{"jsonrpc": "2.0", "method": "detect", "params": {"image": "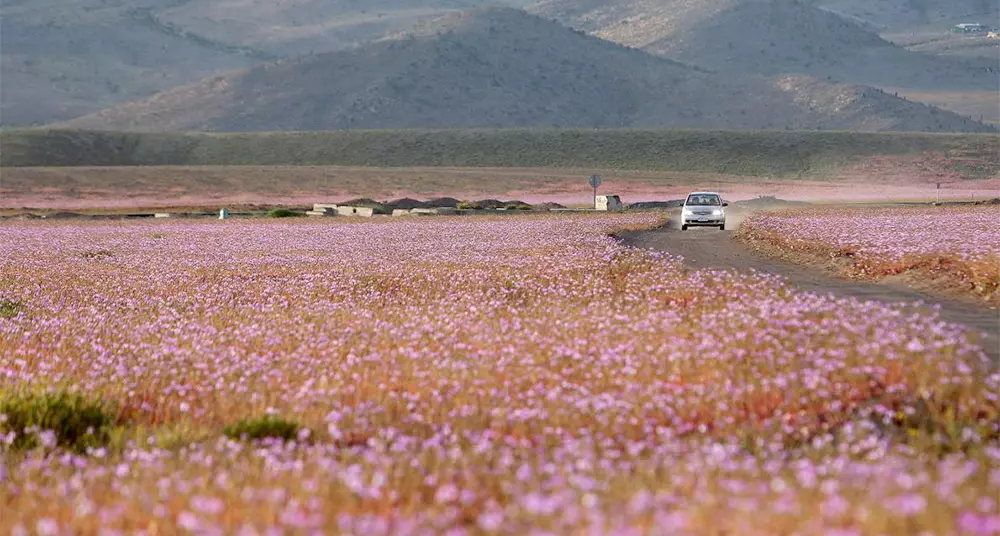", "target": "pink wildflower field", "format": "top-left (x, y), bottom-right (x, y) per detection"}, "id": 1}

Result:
top-left (738, 206), bottom-right (1000, 303)
top-left (1, 215), bottom-right (998, 535)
